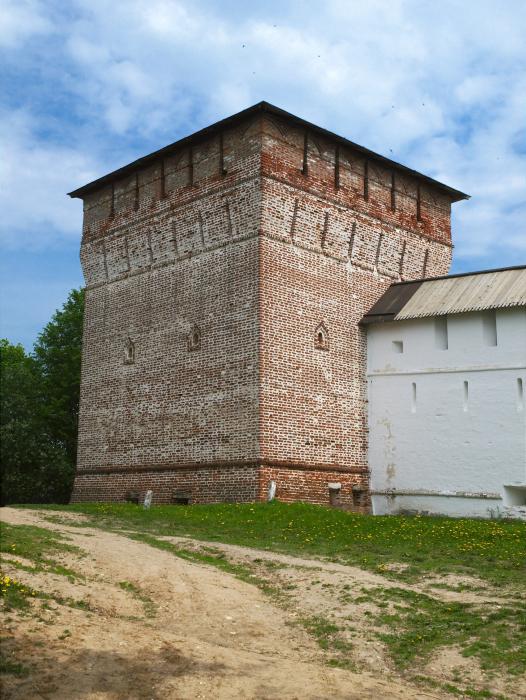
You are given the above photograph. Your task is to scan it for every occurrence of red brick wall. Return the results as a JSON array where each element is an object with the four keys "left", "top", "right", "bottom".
[
  {"left": 259, "top": 465, "right": 369, "bottom": 511},
  {"left": 75, "top": 117, "right": 263, "bottom": 501},
  {"left": 257, "top": 115, "right": 452, "bottom": 503},
  {"left": 71, "top": 464, "right": 259, "bottom": 504},
  {"left": 72, "top": 110, "right": 454, "bottom": 507}
]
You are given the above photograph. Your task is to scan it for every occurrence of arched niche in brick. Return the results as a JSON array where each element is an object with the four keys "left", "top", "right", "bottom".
[
  {"left": 124, "top": 336, "right": 135, "bottom": 365},
  {"left": 314, "top": 322, "right": 329, "bottom": 351},
  {"left": 187, "top": 325, "right": 201, "bottom": 351}
]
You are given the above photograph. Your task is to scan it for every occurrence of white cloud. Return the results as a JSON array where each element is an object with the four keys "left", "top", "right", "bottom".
[
  {"left": 1, "top": 0, "right": 525, "bottom": 266},
  {"left": 0, "top": 0, "right": 52, "bottom": 48},
  {"left": 0, "top": 110, "right": 98, "bottom": 249}
]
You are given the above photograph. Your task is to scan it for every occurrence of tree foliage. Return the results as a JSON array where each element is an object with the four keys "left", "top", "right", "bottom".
[
  {"left": 33, "top": 288, "right": 84, "bottom": 467},
  {"left": 0, "top": 289, "right": 84, "bottom": 504}
]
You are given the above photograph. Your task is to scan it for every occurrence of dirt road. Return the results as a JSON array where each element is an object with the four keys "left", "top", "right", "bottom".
[{"left": 0, "top": 507, "right": 491, "bottom": 699}]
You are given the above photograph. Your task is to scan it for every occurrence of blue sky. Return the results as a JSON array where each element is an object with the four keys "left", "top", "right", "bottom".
[{"left": 1, "top": 0, "right": 525, "bottom": 349}]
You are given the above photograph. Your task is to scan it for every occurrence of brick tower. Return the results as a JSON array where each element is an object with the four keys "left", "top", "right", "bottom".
[{"left": 69, "top": 102, "right": 467, "bottom": 508}]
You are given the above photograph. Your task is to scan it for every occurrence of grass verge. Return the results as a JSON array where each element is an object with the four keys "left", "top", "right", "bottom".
[
  {"left": 0, "top": 522, "right": 83, "bottom": 581},
  {"left": 26, "top": 501, "right": 526, "bottom": 587},
  {"left": 357, "top": 586, "right": 526, "bottom": 675}
]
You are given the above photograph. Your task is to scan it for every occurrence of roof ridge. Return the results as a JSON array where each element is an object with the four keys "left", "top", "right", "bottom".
[
  {"left": 361, "top": 265, "right": 526, "bottom": 325},
  {"left": 392, "top": 264, "right": 526, "bottom": 286}
]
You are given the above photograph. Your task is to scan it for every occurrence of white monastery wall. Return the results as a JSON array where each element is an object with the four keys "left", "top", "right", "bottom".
[{"left": 367, "top": 307, "right": 526, "bottom": 519}]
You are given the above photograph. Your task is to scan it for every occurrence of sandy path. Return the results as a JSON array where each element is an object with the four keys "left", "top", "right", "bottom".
[
  {"left": 1, "top": 507, "right": 448, "bottom": 699},
  {"left": 159, "top": 535, "right": 506, "bottom": 604}
]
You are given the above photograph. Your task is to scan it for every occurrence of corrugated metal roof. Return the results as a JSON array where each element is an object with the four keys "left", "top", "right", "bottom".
[{"left": 394, "top": 267, "right": 526, "bottom": 319}]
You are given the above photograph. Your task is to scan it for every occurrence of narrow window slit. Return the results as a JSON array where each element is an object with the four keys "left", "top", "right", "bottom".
[
  {"left": 187, "top": 326, "right": 201, "bottom": 351},
  {"left": 374, "top": 233, "right": 383, "bottom": 269},
  {"left": 315, "top": 323, "right": 329, "bottom": 350},
  {"left": 411, "top": 382, "right": 417, "bottom": 413},
  {"left": 399, "top": 240, "right": 406, "bottom": 277},
  {"left": 348, "top": 223, "right": 356, "bottom": 262},
  {"left": 146, "top": 231, "right": 154, "bottom": 265},
  {"left": 124, "top": 336, "right": 135, "bottom": 365},
  {"left": 219, "top": 133, "right": 227, "bottom": 175},
  {"left": 160, "top": 159, "right": 166, "bottom": 199},
  {"left": 334, "top": 145, "right": 340, "bottom": 189},
  {"left": 188, "top": 147, "right": 194, "bottom": 186},
  {"left": 198, "top": 211, "right": 205, "bottom": 247},
  {"left": 321, "top": 212, "right": 329, "bottom": 249},
  {"left": 134, "top": 172, "right": 139, "bottom": 211},
  {"left": 101, "top": 239, "right": 109, "bottom": 281},
  {"left": 463, "top": 381, "right": 469, "bottom": 412},
  {"left": 422, "top": 248, "right": 429, "bottom": 277},
  {"left": 302, "top": 131, "right": 309, "bottom": 176},
  {"left": 290, "top": 199, "right": 299, "bottom": 241},
  {"left": 517, "top": 378, "right": 524, "bottom": 412}
]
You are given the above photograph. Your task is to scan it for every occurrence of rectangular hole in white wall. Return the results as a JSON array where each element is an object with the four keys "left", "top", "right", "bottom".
[
  {"left": 411, "top": 382, "right": 416, "bottom": 413},
  {"left": 503, "top": 485, "right": 526, "bottom": 507},
  {"left": 463, "top": 380, "right": 469, "bottom": 412},
  {"left": 518, "top": 378, "right": 524, "bottom": 412},
  {"left": 434, "top": 316, "right": 448, "bottom": 350},
  {"left": 482, "top": 310, "right": 497, "bottom": 346},
  {"left": 392, "top": 340, "right": 403, "bottom": 354}
]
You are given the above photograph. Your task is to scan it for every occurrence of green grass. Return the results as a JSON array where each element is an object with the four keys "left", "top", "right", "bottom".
[
  {"left": 26, "top": 501, "right": 526, "bottom": 587},
  {"left": 118, "top": 580, "right": 157, "bottom": 618},
  {"left": 357, "top": 586, "right": 526, "bottom": 675},
  {"left": 0, "top": 522, "right": 82, "bottom": 580},
  {"left": 298, "top": 615, "right": 341, "bottom": 650},
  {"left": 0, "top": 648, "right": 30, "bottom": 677},
  {"left": 0, "top": 575, "right": 93, "bottom": 616},
  {"left": 0, "top": 567, "right": 95, "bottom": 619},
  {"left": 412, "top": 675, "right": 512, "bottom": 700},
  {"left": 0, "top": 573, "right": 37, "bottom": 611},
  {"left": 297, "top": 615, "right": 354, "bottom": 666}
]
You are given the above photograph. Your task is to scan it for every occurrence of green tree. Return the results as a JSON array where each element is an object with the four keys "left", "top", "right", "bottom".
[
  {"left": 0, "top": 340, "right": 70, "bottom": 503},
  {"left": 0, "top": 288, "right": 84, "bottom": 504},
  {"left": 33, "top": 288, "right": 84, "bottom": 467}
]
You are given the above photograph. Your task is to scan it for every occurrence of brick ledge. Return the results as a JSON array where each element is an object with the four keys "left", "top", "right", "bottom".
[{"left": 76, "top": 459, "right": 369, "bottom": 476}]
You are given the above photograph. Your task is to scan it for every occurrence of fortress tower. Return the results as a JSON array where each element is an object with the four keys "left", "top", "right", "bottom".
[{"left": 69, "top": 102, "right": 467, "bottom": 508}]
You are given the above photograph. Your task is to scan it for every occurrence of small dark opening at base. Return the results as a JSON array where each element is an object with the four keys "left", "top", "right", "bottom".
[
  {"left": 172, "top": 492, "right": 191, "bottom": 505},
  {"left": 352, "top": 485, "right": 367, "bottom": 509},
  {"left": 125, "top": 491, "right": 140, "bottom": 504},
  {"left": 329, "top": 490, "right": 340, "bottom": 507}
]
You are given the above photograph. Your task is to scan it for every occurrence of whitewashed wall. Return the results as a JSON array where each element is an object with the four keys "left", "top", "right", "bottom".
[{"left": 367, "top": 308, "right": 526, "bottom": 519}]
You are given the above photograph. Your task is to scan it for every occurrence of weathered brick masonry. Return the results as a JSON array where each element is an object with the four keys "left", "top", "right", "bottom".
[{"left": 70, "top": 102, "right": 466, "bottom": 508}]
